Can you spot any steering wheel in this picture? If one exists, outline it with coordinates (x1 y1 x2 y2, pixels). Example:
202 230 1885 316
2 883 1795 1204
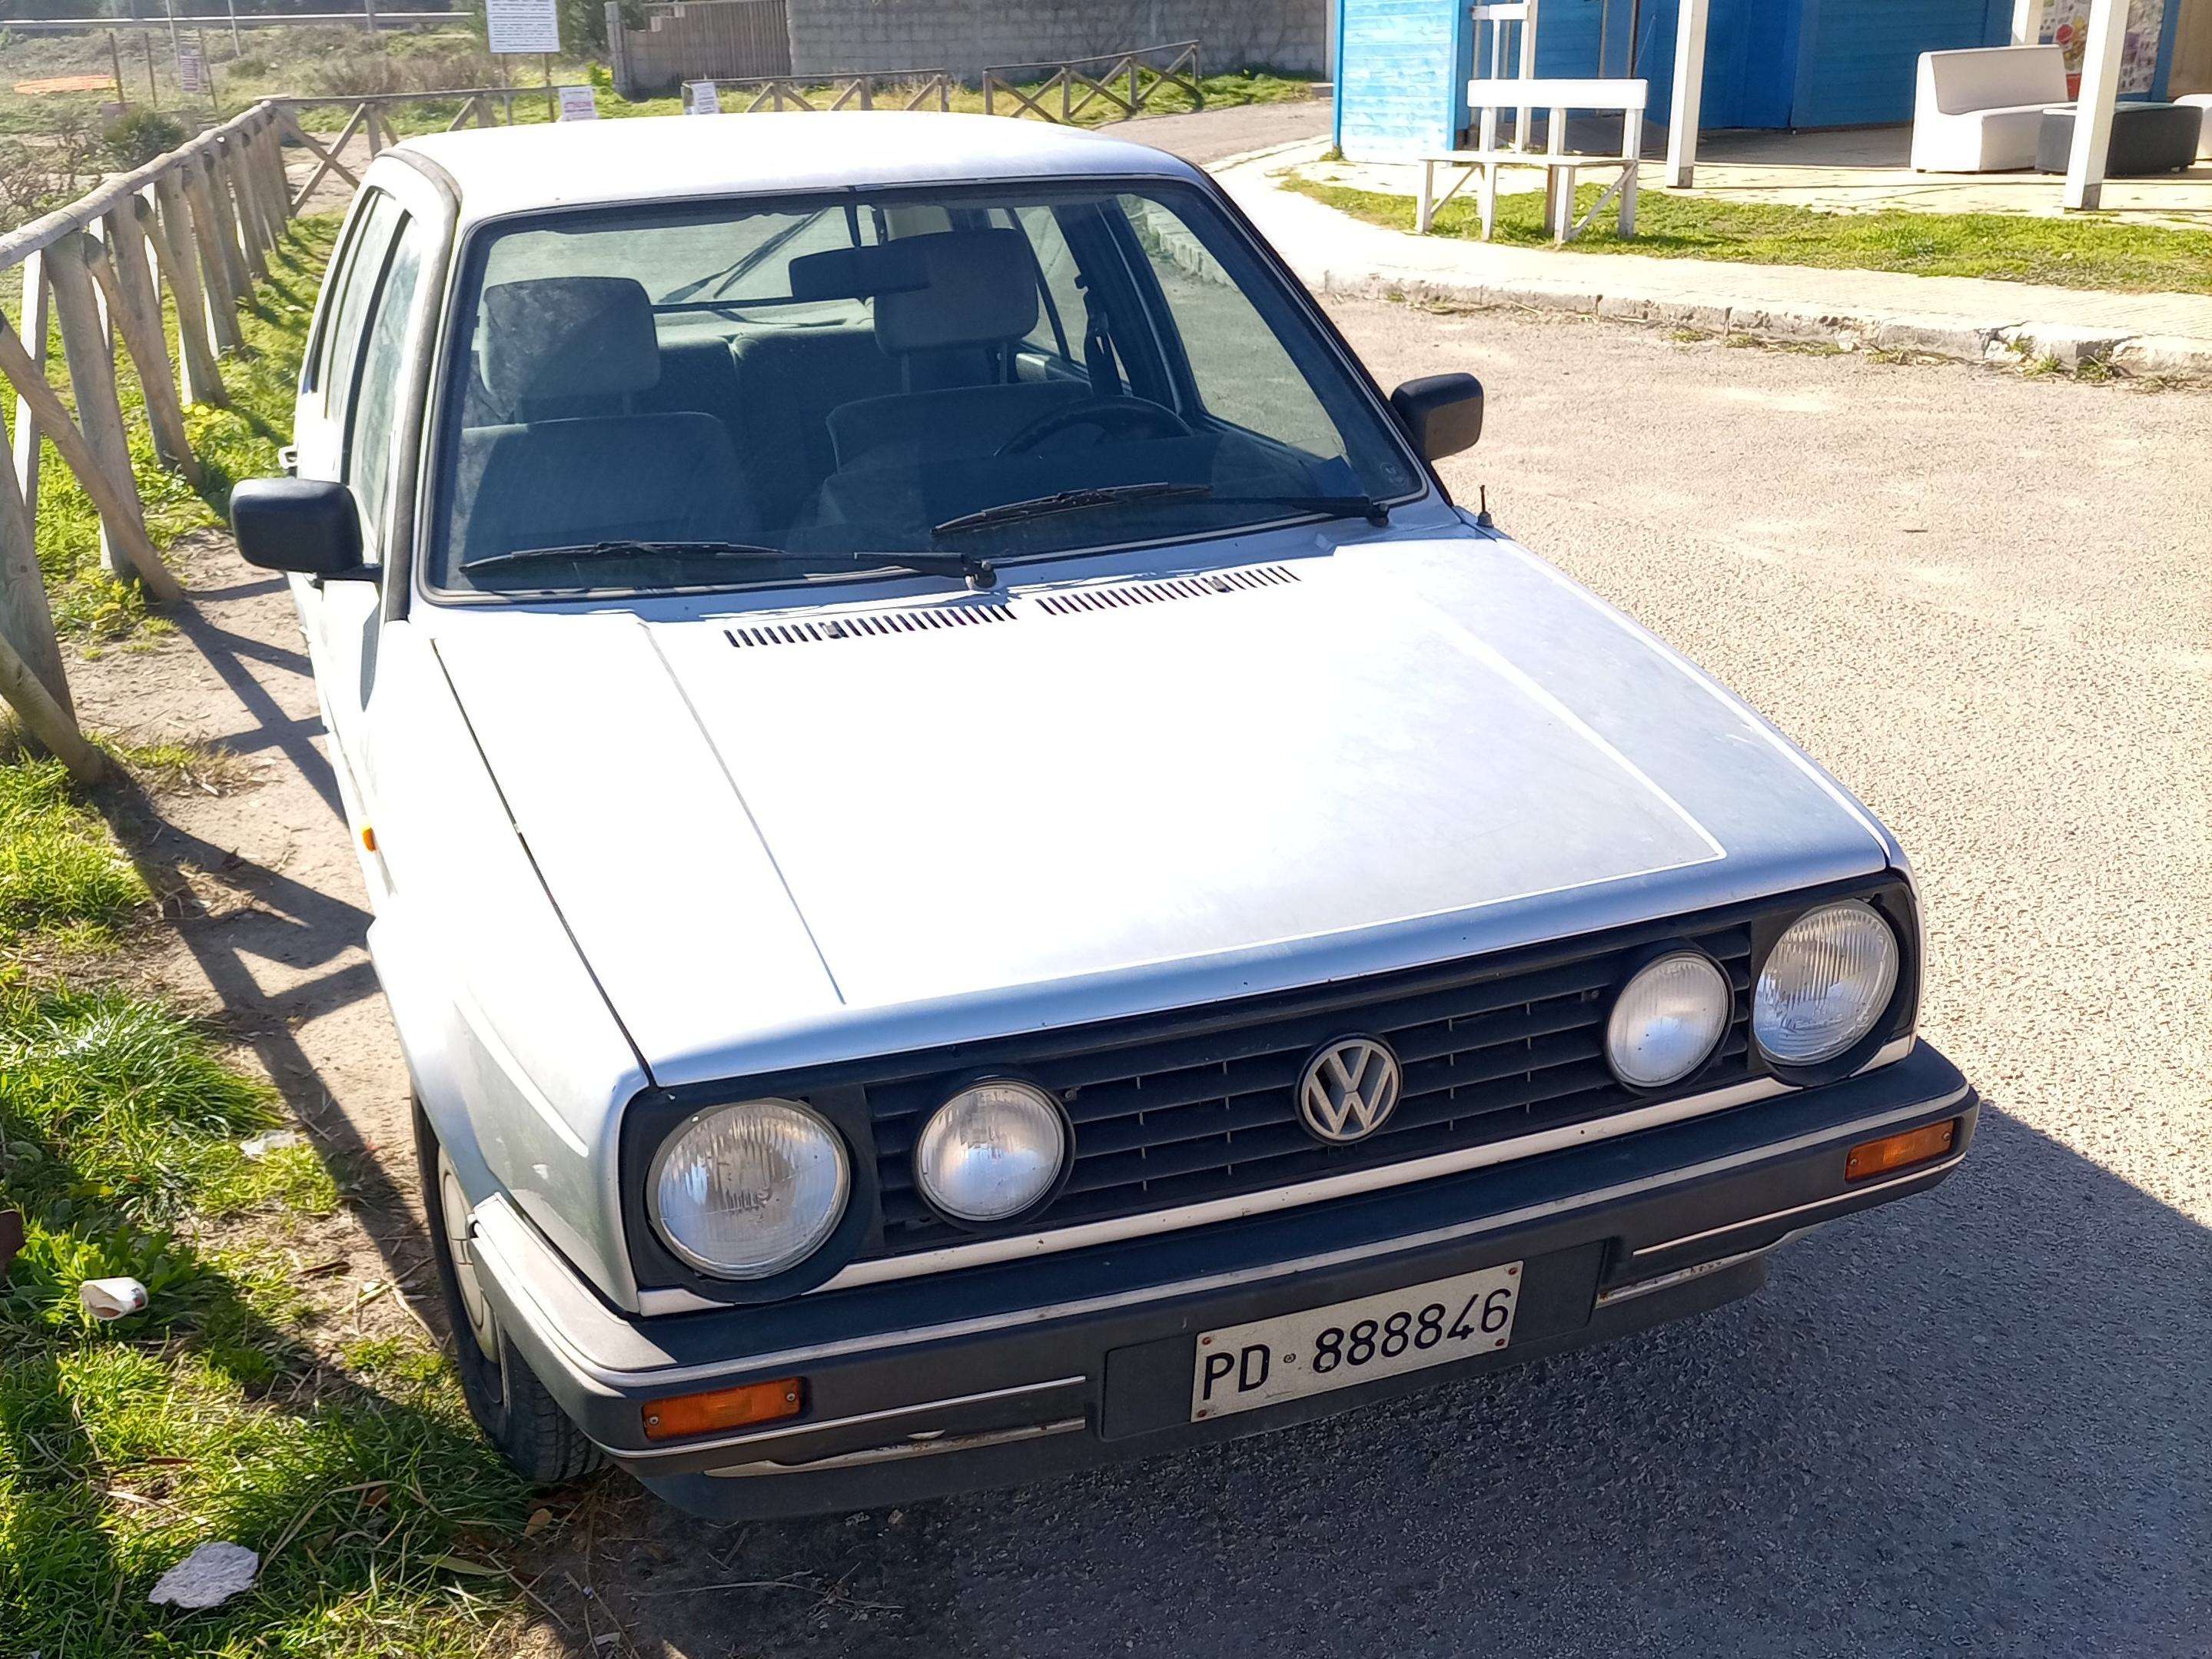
995 397 1193 456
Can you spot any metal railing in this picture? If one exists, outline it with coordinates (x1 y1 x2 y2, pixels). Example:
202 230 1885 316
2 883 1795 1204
698 68 955 112
0 101 293 783
982 41 1204 124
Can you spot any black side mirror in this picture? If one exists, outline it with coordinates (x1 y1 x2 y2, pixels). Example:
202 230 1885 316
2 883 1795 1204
231 477 371 580
1390 373 1484 463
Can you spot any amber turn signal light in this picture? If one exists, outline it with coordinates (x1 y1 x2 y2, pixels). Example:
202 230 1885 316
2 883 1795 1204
1845 1120 1957 1182
360 825 377 853
642 1376 802 1442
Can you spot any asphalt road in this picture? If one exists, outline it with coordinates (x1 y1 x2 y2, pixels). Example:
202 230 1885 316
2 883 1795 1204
572 302 2210 1658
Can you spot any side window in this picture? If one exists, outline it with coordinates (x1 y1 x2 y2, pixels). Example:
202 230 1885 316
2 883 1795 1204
318 193 404 430
346 219 429 542
1120 194 1352 463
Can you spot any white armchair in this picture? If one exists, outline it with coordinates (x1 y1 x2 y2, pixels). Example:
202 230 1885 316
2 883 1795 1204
1911 45 2071 172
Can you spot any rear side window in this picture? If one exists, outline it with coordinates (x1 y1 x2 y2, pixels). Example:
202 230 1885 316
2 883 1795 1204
316 192 404 429
347 219 429 539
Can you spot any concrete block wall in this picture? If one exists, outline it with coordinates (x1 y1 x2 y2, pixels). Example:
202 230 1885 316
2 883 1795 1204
784 0 1325 84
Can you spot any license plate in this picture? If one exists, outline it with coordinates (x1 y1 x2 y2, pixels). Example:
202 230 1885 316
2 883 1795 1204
1190 1262 1523 1421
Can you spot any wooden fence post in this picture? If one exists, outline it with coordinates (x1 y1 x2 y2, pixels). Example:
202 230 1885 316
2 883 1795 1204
202 151 252 304
260 119 294 233
224 136 270 285
0 401 70 719
8 249 47 527
0 624 101 782
142 184 225 406
44 232 148 586
178 160 244 355
0 257 180 603
93 208 201 486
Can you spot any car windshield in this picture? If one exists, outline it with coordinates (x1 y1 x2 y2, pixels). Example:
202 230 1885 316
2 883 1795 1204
425 181 1424 599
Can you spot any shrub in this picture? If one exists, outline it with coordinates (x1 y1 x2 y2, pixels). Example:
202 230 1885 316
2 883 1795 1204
102 106 187 170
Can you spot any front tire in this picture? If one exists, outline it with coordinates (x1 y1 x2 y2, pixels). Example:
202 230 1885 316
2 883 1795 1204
414 1099 603 1485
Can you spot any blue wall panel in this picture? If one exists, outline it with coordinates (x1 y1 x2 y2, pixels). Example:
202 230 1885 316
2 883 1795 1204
1334 0 2136 144
1335 0 1470 158
1789 0 2008 126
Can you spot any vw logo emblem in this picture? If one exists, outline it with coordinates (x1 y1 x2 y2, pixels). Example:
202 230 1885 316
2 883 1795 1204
1296 1037 1403 1145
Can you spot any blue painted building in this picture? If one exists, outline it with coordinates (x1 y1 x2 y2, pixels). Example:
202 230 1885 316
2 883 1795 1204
1334 0 2190 158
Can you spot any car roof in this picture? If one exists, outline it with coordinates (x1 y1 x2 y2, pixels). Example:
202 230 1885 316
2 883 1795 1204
395 111 1209 225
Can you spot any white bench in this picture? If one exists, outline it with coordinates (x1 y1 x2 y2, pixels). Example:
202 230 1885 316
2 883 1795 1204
1911 45 2072 172
2180 93 2212 161
1418 78 1647 243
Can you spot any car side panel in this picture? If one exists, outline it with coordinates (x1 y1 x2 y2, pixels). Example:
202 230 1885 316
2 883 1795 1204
364 623 649 1305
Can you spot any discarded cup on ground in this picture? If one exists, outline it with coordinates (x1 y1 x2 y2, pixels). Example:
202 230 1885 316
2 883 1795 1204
240 1129 304 1159
79 1277 148 1320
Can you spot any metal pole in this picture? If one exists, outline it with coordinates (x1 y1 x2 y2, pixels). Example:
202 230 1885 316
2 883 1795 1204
199 25 219 113
2064 0 2125 211
1663 0 1709 187
164 0 181 55
228 0 241 51
143 31 160 106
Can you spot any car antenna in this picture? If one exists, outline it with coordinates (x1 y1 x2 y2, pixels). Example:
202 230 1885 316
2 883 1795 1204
1476 485 1495 529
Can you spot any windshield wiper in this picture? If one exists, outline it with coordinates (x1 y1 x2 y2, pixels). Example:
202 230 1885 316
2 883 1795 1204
932 482 1214 537
460 539 998 590
932 485 1390 539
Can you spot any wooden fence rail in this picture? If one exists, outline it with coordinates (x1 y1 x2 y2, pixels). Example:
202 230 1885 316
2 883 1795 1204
983 41 1203 124
695 68 955 113
0 99 294 783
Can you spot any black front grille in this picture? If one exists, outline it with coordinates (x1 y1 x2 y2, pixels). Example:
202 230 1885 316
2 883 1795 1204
863 918 1758 1259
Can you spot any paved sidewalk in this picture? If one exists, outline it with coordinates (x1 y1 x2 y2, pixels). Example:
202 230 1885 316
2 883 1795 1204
1214 140 2212 381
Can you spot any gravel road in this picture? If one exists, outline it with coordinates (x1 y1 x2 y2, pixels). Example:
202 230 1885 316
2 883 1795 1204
580 309 2211 1659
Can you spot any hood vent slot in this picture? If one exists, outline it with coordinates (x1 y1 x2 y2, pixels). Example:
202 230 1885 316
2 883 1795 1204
726 602 1015 649
1032 564 1299 617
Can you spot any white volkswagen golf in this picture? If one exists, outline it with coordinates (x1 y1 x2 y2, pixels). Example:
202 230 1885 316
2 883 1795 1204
233 113 1977 1520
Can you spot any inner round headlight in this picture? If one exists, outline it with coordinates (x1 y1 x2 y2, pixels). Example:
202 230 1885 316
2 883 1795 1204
1753 901 1900 1067
914 1080 1068 1223
1606 951 1732 1088
649 1099 849 1279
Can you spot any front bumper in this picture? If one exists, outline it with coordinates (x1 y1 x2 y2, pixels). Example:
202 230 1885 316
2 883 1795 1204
467 1040 1976 1520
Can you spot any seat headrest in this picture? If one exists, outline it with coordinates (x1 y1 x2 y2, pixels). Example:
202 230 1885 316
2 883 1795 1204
870 230 1039 356
480 277 659 406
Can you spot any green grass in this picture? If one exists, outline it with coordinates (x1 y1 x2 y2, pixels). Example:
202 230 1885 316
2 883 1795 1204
0 754 148 950
20 213 340 649
1282 174 2212 296
0 983 536 1657
0 210 540 1654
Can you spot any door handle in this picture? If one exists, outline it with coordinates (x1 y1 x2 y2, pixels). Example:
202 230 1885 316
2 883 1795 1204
278 445 299 476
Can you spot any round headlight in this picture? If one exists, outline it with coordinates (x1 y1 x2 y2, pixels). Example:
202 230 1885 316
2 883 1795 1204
1606 951 1732 1088
914 1080 1068 1223
649 1099 849 1279
1753 901 1899 1067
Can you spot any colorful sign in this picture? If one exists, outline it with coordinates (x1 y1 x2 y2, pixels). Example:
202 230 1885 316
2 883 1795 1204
2031 0 2170 96
556 84 599 121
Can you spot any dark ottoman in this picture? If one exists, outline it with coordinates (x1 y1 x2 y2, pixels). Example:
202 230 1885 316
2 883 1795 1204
2035 102 2202 174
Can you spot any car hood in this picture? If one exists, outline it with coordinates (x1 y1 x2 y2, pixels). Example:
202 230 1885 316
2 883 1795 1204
434 528 1895 1087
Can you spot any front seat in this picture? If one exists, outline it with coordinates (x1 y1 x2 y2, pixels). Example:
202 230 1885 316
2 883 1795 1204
449 276 755 566
802 230 1085 533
